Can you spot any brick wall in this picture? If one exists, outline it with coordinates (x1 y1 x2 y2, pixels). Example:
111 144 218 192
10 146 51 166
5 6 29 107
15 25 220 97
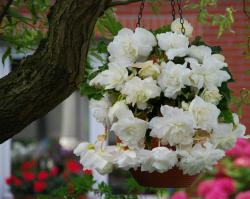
115 0 250 132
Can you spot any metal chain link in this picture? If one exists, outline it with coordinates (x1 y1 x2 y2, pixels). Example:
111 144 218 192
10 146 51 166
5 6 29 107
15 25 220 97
136 0 145 27
170 0 176 21
176 0 185 35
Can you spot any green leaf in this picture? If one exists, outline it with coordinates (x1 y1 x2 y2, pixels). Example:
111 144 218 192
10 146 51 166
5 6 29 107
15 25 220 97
2 47 11 65
151 25 171 35
191 36 222 53
80 82 104 100
96 8 123 38
96 41 108 53
218 82 234 123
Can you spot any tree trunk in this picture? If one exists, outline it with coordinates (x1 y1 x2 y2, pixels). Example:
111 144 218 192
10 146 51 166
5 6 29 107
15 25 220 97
0 0 13 24
0 0 111 143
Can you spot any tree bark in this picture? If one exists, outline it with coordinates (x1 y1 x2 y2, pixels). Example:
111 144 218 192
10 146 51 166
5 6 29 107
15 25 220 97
0 0 13 24
0 0 141 143
0 0 111 143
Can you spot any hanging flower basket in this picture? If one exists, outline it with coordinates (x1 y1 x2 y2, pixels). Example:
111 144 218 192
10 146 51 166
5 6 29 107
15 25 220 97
74 14 248 188
130 167 198 188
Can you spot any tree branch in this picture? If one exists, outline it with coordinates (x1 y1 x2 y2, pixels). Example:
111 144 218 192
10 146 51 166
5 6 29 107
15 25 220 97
109 0 141 7
0 0 13 24
0 0 112 143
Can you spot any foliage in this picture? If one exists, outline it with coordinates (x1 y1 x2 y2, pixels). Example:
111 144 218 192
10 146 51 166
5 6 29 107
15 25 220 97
0 0 50 53
80 8 123 99
6 141 90 196
185 0 234 37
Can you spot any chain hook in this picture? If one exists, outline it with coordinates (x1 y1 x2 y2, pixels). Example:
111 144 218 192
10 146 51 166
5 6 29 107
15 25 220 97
170 0 176 21
176 0 185 35
136 0 145 27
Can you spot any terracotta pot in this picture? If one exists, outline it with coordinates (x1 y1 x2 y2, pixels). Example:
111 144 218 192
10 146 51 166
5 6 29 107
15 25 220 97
130 167 199 188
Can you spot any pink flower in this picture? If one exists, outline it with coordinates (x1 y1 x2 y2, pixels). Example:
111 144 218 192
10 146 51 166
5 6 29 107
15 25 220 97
205 187 228 199
243 145 250 156
226 138 249 157
234 157 250 167
170 192 188 199
215 178 235 195
197 180 215 197
236 191 250 199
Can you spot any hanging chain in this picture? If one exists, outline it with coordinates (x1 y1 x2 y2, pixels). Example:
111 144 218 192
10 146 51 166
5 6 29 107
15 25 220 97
170 0 176 21
176 0 185 35
136 0 145 27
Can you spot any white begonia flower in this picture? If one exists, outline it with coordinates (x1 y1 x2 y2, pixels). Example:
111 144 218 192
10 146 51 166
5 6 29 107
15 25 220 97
121 76 161 110
171 18 193 37
203 54 228 69
151 147 178 173
74 143 115 175
108 100 133 123
133 27 157 57
80 149 114 175
178 142 225 175
185 57 231 91
157 61 190 99
137 148 177 173
149 105 195 146
133 61 161 79
90 96 111 127
111 116 148 149
202 61 231 91
73 142 90 156
187 45 212 63
185 58 205 90
89 65 128 91
156 32 189 60
107 28 138 67
201 90 222 105
211 114 247 150
115 150 139 170
181 101 190 111
189 96 220 131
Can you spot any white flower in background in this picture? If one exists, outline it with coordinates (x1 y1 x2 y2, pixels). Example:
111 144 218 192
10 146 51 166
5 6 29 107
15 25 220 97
137 148 177 173
89 65 128 91
178 142 225 175
187 45 212 63
171 18 193 37
121 76 161 110
201 90 222 105
158 61 190 99
90 96 111 127
108 100 133 123
133 27 157 57
149 105 195 146
108 28 138 67
115 150 139 170
133 61 161 79
189 96 220 131
111 116 148 149
156 32 189 60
